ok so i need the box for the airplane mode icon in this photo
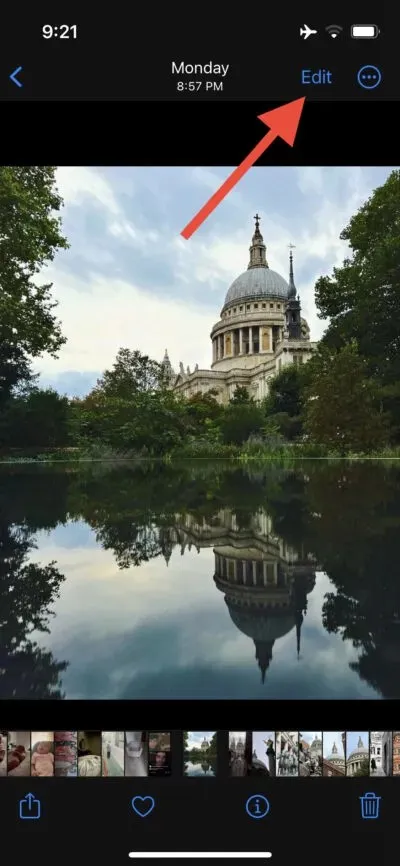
[300,24,318,39]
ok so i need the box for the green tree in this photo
[182,391,222,432]
[265,365,305,417]
[91,348,169,400]
[303,342,389,453]
[0,343,37,407]
[230,386,253,404]
[315,169,400,386]
[219,402,265,445]
[264,365,307,440]
[0,388,71,449]
[208,732,218,756]
[0,166,68,400]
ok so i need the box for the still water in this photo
[1,459,399,700]
[184,761,216,777]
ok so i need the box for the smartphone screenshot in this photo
[0,6,397,864]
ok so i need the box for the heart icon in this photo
[131,796,155,818]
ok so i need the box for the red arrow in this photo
[181,97,305,240]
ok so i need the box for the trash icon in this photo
[359,792,381,819]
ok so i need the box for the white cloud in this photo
[35,269,215,376]
[56,166,120,214]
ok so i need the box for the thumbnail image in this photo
[276,732,299,776]
[102,731,124,776]
[148,732,171,776]
[393,732,400,775]
[251,732,276,776]
[31,731,54,777]
[299,732,322,776]
[77,731,102,776]
[54,731,78,777]
[0,731,7,777]
[322,732,346,776]
[228,732,252,777]
[346,732,369,776]
[370,732,392,777]
[125,732,148,777]
[183,731,217,777]
[7,731,31,777]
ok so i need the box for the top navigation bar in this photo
[0,18,393,101]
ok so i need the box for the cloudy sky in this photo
[302,732,322,746]
[34,165,396,397]
[186,732,215,750]
[28,530,379,700]
[346,731,369,755]
[323,732,345,757]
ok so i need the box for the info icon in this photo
[357,65,382,89]
[245,794,270,819]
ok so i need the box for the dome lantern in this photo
[248,213,268,270]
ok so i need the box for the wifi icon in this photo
[326,24,343,38]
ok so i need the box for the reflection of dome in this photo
[214,548,316,685]
[224,267,289,306]
[227,602,295,643]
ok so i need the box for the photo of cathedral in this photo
[346,732,369,777]
[322,732,346,777]
[162,215,316,404]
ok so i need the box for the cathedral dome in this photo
[348,737,369,760]
[224,267,289,307]
[222,214,291,310]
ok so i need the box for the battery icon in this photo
[351,25,379,38]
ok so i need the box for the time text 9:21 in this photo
[42,25,78,39]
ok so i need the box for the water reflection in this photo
[1,460,400,699]
[174,511,316,683]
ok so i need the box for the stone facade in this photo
[393,731,400,775]
[163,216,317,404]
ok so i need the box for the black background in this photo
[0,100,396,164]
[2,700,399,731]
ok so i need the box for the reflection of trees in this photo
[272,463,400,699]
[0,519,67,698]
[2,458,400,697]
[67,461,281,569]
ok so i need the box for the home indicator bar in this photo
[128,855,273,860]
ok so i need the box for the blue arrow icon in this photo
[10,66,23,88]
[19,793,41,820]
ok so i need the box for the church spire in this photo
[248,213,268,270]
[254,639,273,684]
[295,610,303,659]
[287,244,297,298]
[160,348,175,384]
